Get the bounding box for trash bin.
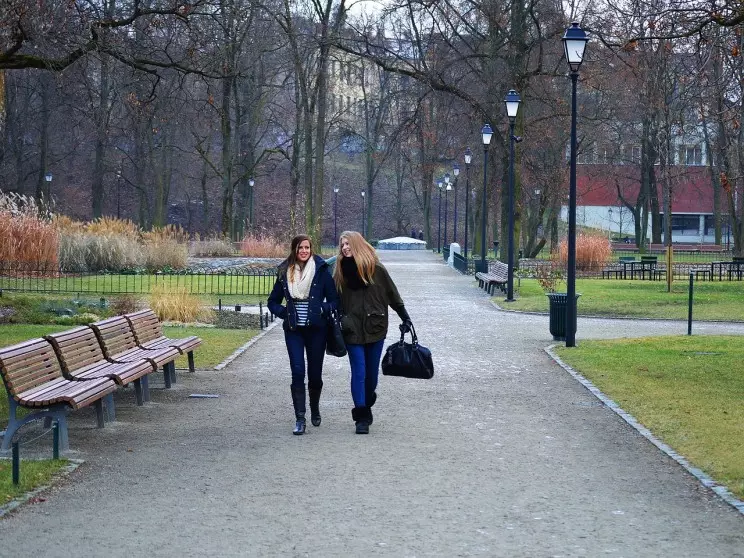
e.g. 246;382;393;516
547;293;580;341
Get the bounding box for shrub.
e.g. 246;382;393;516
240;234;287;258
534;253;566;293
0;191;59;265
110;295;140;315
558;232;612;271
51;312;102;326
149;285;209;323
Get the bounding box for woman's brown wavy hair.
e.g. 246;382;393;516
333;231;377;291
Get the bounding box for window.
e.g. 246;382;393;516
596;145;614;164
577;144;595;164
679;145;703;166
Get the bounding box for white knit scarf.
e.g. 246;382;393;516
288;257;315;300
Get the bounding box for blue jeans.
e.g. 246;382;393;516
284;326;327;391
346;340;385;407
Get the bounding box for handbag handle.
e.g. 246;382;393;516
398;322;419;347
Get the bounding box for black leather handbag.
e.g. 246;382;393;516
325;309;347;357
382;324;434;379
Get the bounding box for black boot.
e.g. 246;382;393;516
291;385;306;435
352;407;371;434
309;387;322;427
366;391;377;425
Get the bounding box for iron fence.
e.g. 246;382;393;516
0;262;277;296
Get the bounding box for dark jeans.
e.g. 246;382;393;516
284;326;327;391
346;340;385;407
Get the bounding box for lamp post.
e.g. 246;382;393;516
334;187;339;242
562;22;589;347
464;148;472;259
44;172;53;200
437;177;443;253
479;124;493;272
453;163;460;244
608;207;613;241
444;173;451;248
116;170;122;219
504;89;521;302
361;190;366;234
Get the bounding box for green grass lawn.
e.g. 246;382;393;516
0;459;70;504
555;336;744;499
506;278;744;320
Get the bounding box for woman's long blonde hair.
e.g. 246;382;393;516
333;231;377;290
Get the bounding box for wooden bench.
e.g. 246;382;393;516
125;309;202;373
89;316;180;388
475;261;509;295
45;326;155;409
0;338;117;453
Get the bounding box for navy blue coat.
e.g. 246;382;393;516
268;255;339;331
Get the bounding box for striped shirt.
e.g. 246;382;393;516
294;299;309;327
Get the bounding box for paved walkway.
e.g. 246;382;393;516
2;250;744;556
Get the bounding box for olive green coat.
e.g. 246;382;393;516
338;263;405;345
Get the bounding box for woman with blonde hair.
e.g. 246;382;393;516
268;234;338;435
333;231;412;434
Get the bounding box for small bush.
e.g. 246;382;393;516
110;295;140;315
558;232;612;271
240;235;287;258
51;312;102;325
149;285;209;323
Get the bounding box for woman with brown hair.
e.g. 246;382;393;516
268;234;338;435
333;231;412;434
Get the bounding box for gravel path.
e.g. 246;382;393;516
1;250;743;557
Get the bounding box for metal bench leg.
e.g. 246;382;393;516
169;362;177;384
133;378;144;406
163;365;172;389
187;351;195;373
55;414;69;453
104;393;116;422
142;375;151;402
94;399;105;428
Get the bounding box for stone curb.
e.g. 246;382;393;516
545;344;744;517
0;459;84;519
213;320;280;370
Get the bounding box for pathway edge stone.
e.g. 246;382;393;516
545;344;744;516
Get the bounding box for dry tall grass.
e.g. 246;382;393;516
189;233;236;257
149;285;209;323
559;232;612;270
85;217;141;239
143;224;190;244
143;239;188;270
59;232;143;271
240;234;287;257
0;191;59;265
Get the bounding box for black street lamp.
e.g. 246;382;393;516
562;22;589;347
333;187;339;242
361;190;366;234
504;89;522;302
44;172;53;200
116;170;122;219
452;163;460;244
437;177;443;253
463;148;472;259
478;124;493;272
444;173;451;248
